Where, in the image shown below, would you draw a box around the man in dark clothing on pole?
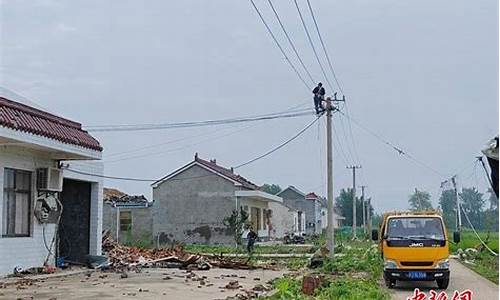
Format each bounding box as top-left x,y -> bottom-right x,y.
312,82 -> 326,114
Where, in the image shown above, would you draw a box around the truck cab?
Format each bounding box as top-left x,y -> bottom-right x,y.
372,211 -> 460,289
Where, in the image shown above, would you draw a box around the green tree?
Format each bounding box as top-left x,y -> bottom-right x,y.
408,189 -> 433,211
438,189 -> 456,230
460,187 -> 485,230
223,207 -> 249,246
334,188 -> 372,227
484,188 -> 499,232
260,183 -> 282,195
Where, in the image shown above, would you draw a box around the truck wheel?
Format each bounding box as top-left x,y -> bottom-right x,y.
436,278 -> 449,289
384,278 -> 396,289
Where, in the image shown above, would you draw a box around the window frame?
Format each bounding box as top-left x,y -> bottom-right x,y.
2,168 -> 32,238
119,210 -> 132,232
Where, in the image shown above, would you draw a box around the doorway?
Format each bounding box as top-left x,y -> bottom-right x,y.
58,179 -> 91,264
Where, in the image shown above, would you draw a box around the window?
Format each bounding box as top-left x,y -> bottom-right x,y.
2,168 -> 32,237
119,211 -> 132,231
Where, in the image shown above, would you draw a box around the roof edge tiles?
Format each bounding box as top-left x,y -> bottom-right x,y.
0,96 -> 102,151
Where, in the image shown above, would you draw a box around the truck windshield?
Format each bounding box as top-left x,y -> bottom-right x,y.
386,217 -> 445,240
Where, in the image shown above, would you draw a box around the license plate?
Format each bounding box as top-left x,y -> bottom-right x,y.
408,271 -> 426,279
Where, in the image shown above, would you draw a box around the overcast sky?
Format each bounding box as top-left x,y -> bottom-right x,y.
1,0 -> 497,212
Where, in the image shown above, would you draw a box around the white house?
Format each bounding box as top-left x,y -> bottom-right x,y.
0,96 -> 103,276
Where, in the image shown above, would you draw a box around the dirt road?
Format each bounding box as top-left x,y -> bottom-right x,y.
0,268 -> 284,300
391,259 -> 498,300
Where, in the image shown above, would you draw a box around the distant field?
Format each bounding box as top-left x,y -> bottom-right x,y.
449,230 -> 499,253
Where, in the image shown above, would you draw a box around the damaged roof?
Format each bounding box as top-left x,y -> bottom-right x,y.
0,96 -> 102,151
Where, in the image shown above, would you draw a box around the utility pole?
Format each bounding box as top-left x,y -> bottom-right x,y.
325,97 -> 335,258
451,176 -> 461,232
347,165 -> 361,239
367,197 -> 372,237
361,185 -> 367,236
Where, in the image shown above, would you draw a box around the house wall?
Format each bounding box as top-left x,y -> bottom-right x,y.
152,165 -> 236,245
279,189 -> 316,235
0,146 -> 102,276
102,203 -> 153,244
268,202 -> 297,239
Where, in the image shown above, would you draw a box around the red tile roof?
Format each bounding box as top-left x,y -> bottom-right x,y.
305,192 -> 320,200
195,156 -> 259,190
0,97 -> 102,151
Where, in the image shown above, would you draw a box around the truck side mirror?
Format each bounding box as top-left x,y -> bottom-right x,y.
371,229 -> 379,241
453,231 -> 461,243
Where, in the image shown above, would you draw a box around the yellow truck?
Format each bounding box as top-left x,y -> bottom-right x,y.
371,211 -> 460,289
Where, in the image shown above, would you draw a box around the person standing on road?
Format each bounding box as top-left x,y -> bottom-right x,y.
246,227 -> 258,253
312,82 -> 326,114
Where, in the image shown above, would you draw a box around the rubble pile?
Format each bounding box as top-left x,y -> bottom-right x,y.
102,234 -> 200,268
102,234 -> 260,270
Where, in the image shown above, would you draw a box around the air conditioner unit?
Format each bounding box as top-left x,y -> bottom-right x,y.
37,167 -> 63,192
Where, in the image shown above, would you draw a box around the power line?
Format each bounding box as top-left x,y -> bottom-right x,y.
105,101 -> 311,159
104,123 -> 256,164
248,0 -> 310,89
293,0 -> 333,91
234,113 -> 323,169
64,168 -> 157,182
267,0 -> 315,84
65,114 -> 323,181
86,109 -> 313,132
305,0 -> 343,94
338,109 -> 446,177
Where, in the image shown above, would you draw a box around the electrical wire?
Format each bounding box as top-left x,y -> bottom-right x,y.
234,113 -> 323,169
293,0 -> 333,91
248,0 -> 311,90
337,109 -> 446,177
267,0 -> 315,84
305,0 -> 343,94
460,205 -> 498,256
104,101 -> 312,162
104,123 -> 256,164
64,114 -> 323,181
86,109 -> 313,132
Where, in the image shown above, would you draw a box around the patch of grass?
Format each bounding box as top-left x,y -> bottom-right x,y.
322,242 -> 382,280
467,252 -> 499,284
263,240 -> 389,300
184,244 -> 315,255
265,275 -> 389,300
317,277 -> 390,300
122,231 -> 153,249
449,230 -> 499,253
183,244 -> 243,254
449,230 -> 499,283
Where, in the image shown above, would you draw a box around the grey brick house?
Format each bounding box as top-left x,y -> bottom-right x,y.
151,154 -> 283,245
278,186 -> 343,235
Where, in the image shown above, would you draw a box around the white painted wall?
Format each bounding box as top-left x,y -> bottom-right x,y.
0,146 -> 102,276
268,202 -> 297,239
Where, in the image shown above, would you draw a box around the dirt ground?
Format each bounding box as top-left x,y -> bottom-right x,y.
0,267 -> 285,300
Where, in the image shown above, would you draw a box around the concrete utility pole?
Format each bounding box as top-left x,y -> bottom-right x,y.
361,185 -> 367,236
347,165 -> 361,239
325,97 -> 335,258
367,197 -> 372,237
451,176 -> 462,232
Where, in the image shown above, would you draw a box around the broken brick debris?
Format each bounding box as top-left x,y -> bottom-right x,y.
102,234 -> 258,271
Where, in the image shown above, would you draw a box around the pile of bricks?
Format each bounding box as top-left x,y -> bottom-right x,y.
102,234 -> 200,268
